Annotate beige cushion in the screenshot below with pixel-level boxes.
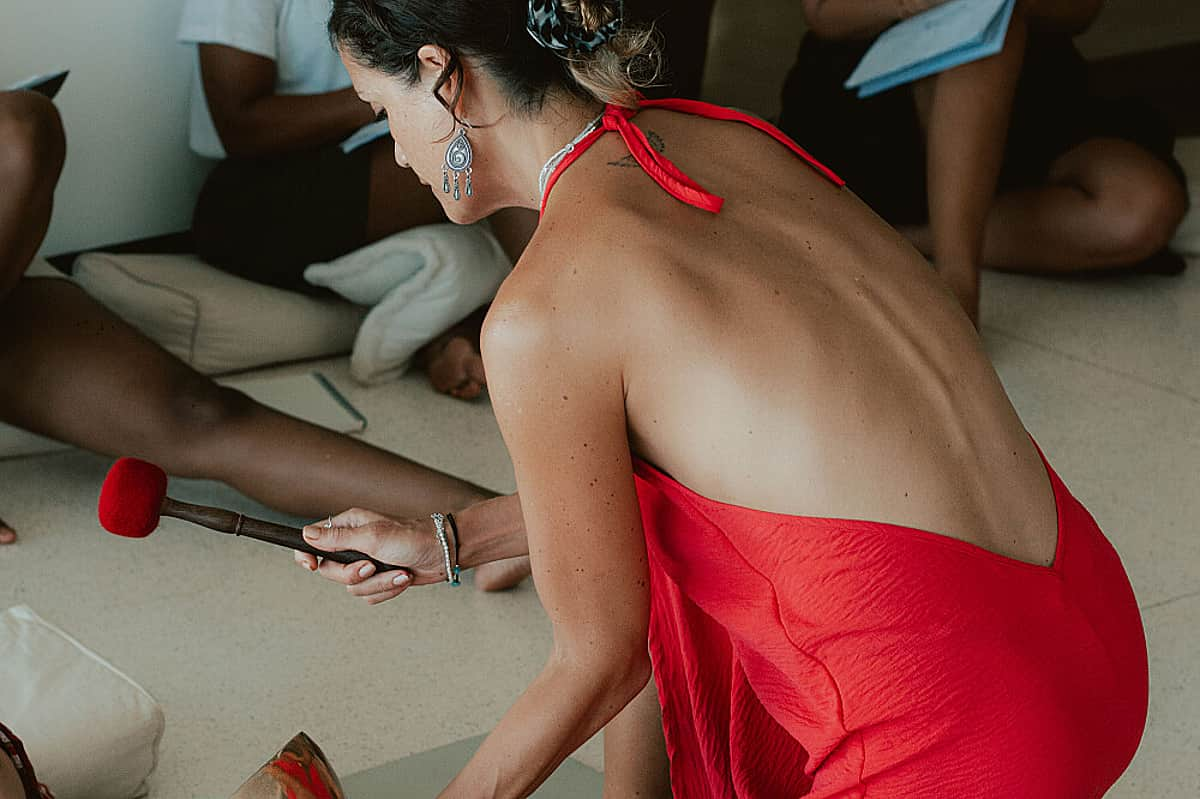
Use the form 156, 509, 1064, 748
24, 257, 68, 280
72, 253, 367, 375
0, 606, 165, 799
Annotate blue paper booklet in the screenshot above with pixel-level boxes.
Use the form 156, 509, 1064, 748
845, 0, 1016, 98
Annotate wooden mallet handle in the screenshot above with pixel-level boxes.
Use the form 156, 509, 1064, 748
161, 497, 403, 573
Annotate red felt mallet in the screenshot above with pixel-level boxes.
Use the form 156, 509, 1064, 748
98, 457, 401, 572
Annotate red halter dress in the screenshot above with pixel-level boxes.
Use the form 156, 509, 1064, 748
540, 100, 1149, 798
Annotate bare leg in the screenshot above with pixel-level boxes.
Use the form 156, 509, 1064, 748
0, 91, 65, 302
914, 3, 1028, 325
0, 90, 67, 543
904, 138, 1187, 273
0, 280, 494, 527
603, 677, 671, 799
0, 93, 489, 541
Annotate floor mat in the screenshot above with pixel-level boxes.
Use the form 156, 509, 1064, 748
341, 736, 603, 797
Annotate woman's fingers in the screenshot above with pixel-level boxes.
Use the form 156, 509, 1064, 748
364, 586, 410, 605
302, 517, 382, 555
314, 557, 379, 585
294, 550, 319, 571
346, 569, 412, 597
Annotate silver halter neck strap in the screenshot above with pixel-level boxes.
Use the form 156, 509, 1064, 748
537, 112, 605, 204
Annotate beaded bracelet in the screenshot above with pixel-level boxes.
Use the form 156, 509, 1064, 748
445, 513, 461, 568
430, 512, 462, 587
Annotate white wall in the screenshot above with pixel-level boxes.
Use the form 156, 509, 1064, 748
0, 0, 209, 256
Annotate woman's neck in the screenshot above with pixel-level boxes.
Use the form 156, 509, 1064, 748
486, 97, 606, 210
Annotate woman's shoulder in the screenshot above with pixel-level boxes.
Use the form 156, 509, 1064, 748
482, 223, 643, 365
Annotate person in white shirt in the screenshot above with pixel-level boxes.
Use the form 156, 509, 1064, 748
180, 0, 532, 399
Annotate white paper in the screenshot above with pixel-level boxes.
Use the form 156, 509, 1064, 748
846, 0, 1010, 89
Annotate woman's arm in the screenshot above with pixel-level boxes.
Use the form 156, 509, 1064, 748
199, 44, 374, 158
296, 492, 531, 601
801, 0, 952, 40
438, 270, 653, 797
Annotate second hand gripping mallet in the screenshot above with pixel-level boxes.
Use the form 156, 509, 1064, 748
98, 457, 402, 574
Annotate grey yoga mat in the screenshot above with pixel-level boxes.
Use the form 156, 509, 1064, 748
341, 736, 603, 797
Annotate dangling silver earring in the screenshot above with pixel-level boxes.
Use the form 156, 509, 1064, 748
443, 125, 474, 201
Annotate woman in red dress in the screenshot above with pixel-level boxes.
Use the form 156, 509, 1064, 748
298, 1, 1148, 795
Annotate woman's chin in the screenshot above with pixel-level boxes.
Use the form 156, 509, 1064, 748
438, 198, 488, 226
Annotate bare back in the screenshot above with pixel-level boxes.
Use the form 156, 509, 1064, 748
530, 107, 1058, 568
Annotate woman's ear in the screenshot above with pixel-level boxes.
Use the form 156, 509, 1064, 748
417, 43, 454, 89
418, 43, 464, 112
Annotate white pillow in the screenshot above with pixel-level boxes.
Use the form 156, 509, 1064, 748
305, 223, 512, 385
73, 253, 367, 375
0, 606, 165, 799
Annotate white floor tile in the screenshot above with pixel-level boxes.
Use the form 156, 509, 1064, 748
984, 322, 1200, 609
1108, 593, 1200, 799
982, 265, 1200, 402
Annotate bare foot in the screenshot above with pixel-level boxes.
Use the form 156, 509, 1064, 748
0, 517, 15, 545
474, 556, 532, 592
425, 336, 487, 401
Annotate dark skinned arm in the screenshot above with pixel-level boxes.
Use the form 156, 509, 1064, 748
199, 43, 375, 158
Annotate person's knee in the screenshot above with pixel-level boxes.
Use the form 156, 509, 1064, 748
0, 92, 66, 190
1101, 174, 1188, 263
163, 377, 256, 457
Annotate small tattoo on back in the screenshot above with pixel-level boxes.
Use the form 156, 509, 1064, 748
608, 130, 665, 167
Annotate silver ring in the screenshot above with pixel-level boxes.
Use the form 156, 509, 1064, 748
324, 516, 333, 530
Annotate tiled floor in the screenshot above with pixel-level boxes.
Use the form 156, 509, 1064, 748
3, 3, 1199, 796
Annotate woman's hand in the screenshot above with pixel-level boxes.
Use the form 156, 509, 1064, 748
295, 508, 446, 604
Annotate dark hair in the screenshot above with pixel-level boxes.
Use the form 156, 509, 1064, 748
329, 0, 661, 121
